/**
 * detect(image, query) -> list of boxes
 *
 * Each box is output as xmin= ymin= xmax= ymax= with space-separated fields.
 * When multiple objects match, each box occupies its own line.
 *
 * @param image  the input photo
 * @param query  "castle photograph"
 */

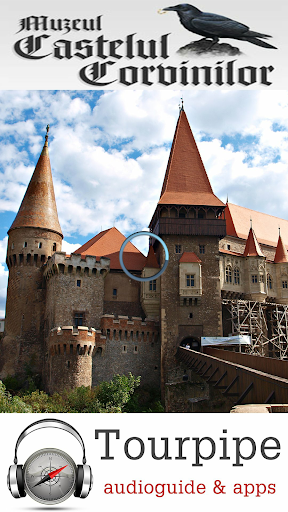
xmin=1 ymin=90 xmax=288 ymax=412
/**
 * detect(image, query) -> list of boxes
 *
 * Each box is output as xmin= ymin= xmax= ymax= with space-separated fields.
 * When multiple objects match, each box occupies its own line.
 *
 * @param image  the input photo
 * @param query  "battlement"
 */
xmin=43 ymin=252 xmax=110 ymax=279
xmin=49 ymin=326 xmax=107 ymax=356
xmin=101 ymin=314 xmax=159 ymax=343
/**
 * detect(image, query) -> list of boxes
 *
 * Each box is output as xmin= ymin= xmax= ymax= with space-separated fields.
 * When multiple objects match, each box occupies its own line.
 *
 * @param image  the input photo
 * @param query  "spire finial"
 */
xmin=44 ymin=124 xmax=50 ymax=148
xmin=279 ymin=226 xmax=281 ymax=236
xmin=250 ymin=217 xmax=252 ymax=229
xmin=226 ymin=193 xmax=229 ymax=204
xmin=179 ymin=96 xmax=184 ymax=112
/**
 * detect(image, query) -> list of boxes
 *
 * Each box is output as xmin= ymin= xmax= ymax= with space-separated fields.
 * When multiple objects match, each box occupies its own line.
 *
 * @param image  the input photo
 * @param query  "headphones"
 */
xmin=7 ymin=418 xmax=93 ymax=501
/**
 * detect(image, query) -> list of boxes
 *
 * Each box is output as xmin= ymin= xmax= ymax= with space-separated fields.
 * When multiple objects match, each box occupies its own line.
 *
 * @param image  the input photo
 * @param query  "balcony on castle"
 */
xmin=152 ymin=218 xmax=226 ymax=238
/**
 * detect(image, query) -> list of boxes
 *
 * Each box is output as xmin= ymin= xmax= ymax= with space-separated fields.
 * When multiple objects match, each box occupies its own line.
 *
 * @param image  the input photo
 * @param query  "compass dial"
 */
xmin=23 ymin=448 xmax=76 ymax=505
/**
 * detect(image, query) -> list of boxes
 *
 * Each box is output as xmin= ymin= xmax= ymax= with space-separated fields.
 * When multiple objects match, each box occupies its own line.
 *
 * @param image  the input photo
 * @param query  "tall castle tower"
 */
xmin=149 ymin=107 xmax=226 ymax=393
xmin=0 ymin=127 xmax=63 ymax=379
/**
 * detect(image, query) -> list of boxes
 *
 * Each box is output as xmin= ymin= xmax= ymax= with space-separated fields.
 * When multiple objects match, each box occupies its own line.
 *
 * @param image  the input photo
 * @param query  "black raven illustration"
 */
xmin=162 ymin=4 xmax=277 ymax=49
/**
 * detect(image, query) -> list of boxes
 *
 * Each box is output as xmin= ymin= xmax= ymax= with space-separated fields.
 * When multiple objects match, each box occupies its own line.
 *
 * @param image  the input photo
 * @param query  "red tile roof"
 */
xmin=74 ymin=227 xmax=146 ymax=271
xmin=274 ymin=235 xmax=288 ymax=263
xmin=219 ymin=248 xmax=243 ymax=256
xmin=144 ymin=245 xmax=159 ymax=268
xmin=9 ymin=139 xmax=62 ymax=237
xmin=158 ymin=110 xmax=224 ymax=208
xmin=243 ymin=228 xmax=264 ymax=257
xmin=179 ymin=252 xmax=202 ymax=263
xmin=225 ymin=203 xmax=288 ymax=249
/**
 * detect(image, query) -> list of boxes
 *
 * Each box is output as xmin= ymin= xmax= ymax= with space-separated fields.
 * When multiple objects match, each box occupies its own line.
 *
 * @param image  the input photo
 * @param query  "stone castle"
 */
xmin=1 ymin=108 xmax=288 ymax=403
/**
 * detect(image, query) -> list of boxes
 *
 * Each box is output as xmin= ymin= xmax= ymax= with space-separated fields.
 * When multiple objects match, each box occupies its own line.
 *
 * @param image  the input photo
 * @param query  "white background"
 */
xmin=2 ymin=413 xmax=287 ymax=511
xmin=0 ymin=0 xmax=287 ymax=89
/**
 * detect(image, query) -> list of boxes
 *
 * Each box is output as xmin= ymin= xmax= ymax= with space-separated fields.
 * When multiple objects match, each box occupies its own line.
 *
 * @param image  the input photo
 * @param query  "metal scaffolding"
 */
xmin=222 ymin=299 xmax=288 ymax=359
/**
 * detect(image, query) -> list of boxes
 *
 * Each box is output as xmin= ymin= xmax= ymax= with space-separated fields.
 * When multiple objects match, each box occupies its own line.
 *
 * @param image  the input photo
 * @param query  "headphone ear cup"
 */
xmin=7 ymin=465 xmax=26 ymax=498
xmin=74 ymin=465 xmax=92 ymax=498
xmin=74 ymin=465 xmax=84 ymax=498
xmin=16 ymin=465 xmax=26 ymax=497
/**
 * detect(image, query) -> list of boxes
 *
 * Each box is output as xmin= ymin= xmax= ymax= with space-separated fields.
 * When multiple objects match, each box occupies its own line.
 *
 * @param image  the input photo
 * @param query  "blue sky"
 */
xmin=1 ymin=90 xmax=288 ymax=316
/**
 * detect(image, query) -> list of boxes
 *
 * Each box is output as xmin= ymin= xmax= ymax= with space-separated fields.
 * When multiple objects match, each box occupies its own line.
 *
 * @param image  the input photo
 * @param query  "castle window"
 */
xmin=67 ymin=361 xmax=70 ymax=369
xmin=122 ymin=345 xmax=127 ymax=353
xmin=76 ymin=279 xmax=81 ymax=287
xmin=11 ymin=243 xmax=14 ymax=249
xmin=189 ymin=313 xmax=193 ymax=319
xmin=124 ymin=330 xmax=128 ymax=340
xmin=84 ymin=267 xmax=89 ymax=275
xmin=40 ymin=254 xmax=45 ymax=262
xmin=113 ymin=288 xmax=117 ymax=298
xmin=234 ymin=268 xmax=240 ymax=285
xmin=13 ymin=254 xmax=16 ymax=264
xmin=225 ymin=266 xmax=232 ymax=283
xmin=198 ymin=210 xmax=205 ymax=219
xmin=259 ymin=275 xmax=264 ymax=283
xmin=68 ymin=265 xmax=73 ymax=274
xmin=74 ymin=312 xmax=84 ymax=327
xmin=58 ymin=263 xmax=65 ymax=274
xmin=19 ymin=254 xmax=24 ymax=264
xmin=38 ymin=242 xmax=42 ymax=249
xmin=179 ymin=209 xmax=186 ymax=218
xmin=76 ymin=266 xmax=81 ymax=274
xmin=282 ymin=281 xmax=288 ymax=289
xmin=175 ymin=244 xmax=182 ymax=254
xmin=252 ymin=275 xmax=258 ymax=284
xmin=267 ymin=274 xmax=273 ymax=290
xmin=53 ymin=243 xmax=56 ymax=251
xmin=23 ymin=242 xmax=27 ymax=248
xmin=186 ymin=274 xmax=195 ymax=287
xmin=227 ymin=244 xmax=231 ymax=251
xmin=134 ymin=345 xmax=138 ymax=353
xmin=199 ymin=245 xmax=205 ymax=254
xmin=149 ymin=280 xmax=156 ymax=291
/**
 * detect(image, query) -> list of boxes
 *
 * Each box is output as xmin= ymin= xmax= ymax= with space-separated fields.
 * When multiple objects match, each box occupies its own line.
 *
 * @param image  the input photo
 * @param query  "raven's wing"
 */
xmin=191 ymin=15 xmax=249 ymax=37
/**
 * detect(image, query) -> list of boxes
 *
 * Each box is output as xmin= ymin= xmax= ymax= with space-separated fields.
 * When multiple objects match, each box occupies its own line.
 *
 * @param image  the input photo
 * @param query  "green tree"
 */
xmin=0 ymin=381 xmax=32 ymax=413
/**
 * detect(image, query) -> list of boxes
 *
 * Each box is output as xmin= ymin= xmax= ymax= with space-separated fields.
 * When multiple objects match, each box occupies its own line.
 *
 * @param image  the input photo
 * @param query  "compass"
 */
xmin=23 ymin=448 xmax=76 ymax=505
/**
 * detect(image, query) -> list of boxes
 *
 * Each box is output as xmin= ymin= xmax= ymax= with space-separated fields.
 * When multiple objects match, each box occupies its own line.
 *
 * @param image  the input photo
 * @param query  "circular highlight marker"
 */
xmin=119 ymin=231 xmax=169 ymax=283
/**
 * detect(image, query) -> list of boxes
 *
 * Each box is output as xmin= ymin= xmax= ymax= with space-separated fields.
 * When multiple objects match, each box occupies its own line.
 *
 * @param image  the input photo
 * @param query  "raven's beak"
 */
xmin=162 ymin=6 xmax=178 ymax=11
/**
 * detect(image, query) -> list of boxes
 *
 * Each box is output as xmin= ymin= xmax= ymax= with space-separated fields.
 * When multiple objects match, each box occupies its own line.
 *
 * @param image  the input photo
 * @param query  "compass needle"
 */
xmin=24 ymin=449 xmax=76 ymax=504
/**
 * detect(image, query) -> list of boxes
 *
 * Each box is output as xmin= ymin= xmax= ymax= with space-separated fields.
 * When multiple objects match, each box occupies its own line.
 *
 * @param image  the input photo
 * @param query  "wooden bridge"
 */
xmin=177 ymin=346 xmax=288 ymax=405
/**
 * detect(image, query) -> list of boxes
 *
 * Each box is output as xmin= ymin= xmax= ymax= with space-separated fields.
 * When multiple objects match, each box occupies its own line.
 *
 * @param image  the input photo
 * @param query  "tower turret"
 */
xmin=149 ymin=108 xmax=226 ymax=399
xmin=0 ymin=126 xmax=63 ymax=381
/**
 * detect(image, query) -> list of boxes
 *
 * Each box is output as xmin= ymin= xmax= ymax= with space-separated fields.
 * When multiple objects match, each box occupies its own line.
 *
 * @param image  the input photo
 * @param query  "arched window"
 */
xmin=234 ymin=267 xmax=240 ymax=285
xmin=225 ymin=265 xmax=232 ymax=283
xmin=267 ymin=274 xmax=273 ymax=290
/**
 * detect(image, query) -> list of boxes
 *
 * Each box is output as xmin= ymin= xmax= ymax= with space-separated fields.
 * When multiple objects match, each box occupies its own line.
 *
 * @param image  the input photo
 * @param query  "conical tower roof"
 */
xmin=243 ymin=227 xmax=264 ymax=257
xmin=274 ymin=233 xmax=288 ymax=263
xmin=158 ymin=109 xmax=224 ymax=207
xmin=9 ymin=126 xmax=63 ymax=237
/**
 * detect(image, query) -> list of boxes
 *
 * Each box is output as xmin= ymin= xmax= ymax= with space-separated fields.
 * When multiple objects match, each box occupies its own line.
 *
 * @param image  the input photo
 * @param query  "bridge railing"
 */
xmin=177 ymin=347 xmax=288 ymax=405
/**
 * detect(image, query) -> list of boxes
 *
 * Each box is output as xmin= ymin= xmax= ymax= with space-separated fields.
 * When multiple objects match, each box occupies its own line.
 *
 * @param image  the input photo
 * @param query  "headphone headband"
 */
xmin=13 ymin=419 xmax=87 ymax=465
